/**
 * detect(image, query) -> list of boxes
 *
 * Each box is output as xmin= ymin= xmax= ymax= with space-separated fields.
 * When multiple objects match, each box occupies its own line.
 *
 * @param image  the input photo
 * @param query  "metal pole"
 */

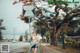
xmin=29 ymin=17 xmax=31 ymax=42
xmin=13 ymin=28 xmax=15 ymax=40
xmin=32 ymin=0 xmax=41 ymax=53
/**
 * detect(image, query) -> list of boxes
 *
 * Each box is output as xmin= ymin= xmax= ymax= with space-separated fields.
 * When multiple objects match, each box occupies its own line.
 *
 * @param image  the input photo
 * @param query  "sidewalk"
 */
xmin=40 ymin=44 xmax=80 ymax=53
xmin=47 ymin=45 xmax=80 ymax=53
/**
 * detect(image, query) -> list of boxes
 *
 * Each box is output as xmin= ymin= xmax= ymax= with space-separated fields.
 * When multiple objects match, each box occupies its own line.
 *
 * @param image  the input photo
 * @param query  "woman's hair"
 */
xmin=32 ymin=31 xmax=37 ymax=35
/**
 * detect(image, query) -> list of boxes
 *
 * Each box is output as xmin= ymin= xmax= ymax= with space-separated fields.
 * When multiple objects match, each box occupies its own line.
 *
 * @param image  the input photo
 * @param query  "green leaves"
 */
xmin=44 ymin=31 xmax=50 ymax=38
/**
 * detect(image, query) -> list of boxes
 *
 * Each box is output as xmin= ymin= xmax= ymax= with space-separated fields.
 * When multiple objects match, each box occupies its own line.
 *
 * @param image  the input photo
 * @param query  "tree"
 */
xmin=19 ymin=35 xmax=23 ymax=41
xmin=33 ymin=3 xmax=80 ymax=46
xmin=32 ymin=24 xmax=47 ymax=36
xmin=44 ymin=31 xmax=50 ymax=39
xmin=13 ymin=0 xmax=80 ymax=46
xmin=68 ymin=19 xmax=80 ymax=36
xmin=0 ymin=31 xmax=3 ymax=40
xmin=0 ymin=19 xmax=5 ymax=41
xmin=24 ymin=31 xmax=28 ymax=41
xmin=44 ymin=31 xmax=50 ymax=42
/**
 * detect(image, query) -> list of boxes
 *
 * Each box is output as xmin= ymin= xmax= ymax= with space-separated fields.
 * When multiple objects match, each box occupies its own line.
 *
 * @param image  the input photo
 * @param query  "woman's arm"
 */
xmin=37 ymin=35 xmax=42 ymax=43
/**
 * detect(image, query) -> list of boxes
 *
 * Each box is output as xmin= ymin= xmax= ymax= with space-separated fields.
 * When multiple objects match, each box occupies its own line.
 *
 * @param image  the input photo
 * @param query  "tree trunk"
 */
xmin=49 ymin=32 xmax=56 ymax=46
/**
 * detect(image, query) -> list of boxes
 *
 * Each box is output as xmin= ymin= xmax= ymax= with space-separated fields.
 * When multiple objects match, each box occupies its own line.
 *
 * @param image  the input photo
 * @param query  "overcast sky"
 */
xmin=0 ymin=0 xmax=29 ymax=36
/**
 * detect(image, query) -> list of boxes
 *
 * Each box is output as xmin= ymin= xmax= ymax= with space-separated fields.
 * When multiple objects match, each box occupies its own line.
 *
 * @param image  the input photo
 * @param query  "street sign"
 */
xmin=23 ymin=5 xmax=34 ymax=17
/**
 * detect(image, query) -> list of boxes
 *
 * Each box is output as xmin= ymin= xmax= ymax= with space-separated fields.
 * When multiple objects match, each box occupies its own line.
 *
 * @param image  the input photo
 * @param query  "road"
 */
xmin=0 ymin=42 xmax=30 ymax=53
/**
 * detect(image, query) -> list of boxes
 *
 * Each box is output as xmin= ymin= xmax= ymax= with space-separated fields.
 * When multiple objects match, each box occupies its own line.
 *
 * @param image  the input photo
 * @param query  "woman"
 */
xmin=31 ymin=31 xmax=40 ymax=53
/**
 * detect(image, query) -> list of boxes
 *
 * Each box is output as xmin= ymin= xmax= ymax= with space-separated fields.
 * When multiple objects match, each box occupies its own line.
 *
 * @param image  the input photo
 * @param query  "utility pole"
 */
xmin=13 ymin=27 xmax=15 ymax=40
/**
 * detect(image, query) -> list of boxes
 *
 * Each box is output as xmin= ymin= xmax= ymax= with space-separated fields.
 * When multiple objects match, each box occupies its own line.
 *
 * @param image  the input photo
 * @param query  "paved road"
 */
xmin=0 ymin=42 xmax=65 ymax=53
xmin=0 ymin=42 xmax=30 ymax=53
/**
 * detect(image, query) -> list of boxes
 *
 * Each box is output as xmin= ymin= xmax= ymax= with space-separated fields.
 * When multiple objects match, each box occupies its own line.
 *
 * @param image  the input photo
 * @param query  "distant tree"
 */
xmin=0 ymin=19 xmax=5 ymax=41
xmin=19 ymin=35 xmax=23 ymax=41
xmin=24 ymin=31 xmax=28 ymax=41
xmin=0 ymin=31 xmax=3 ymax=40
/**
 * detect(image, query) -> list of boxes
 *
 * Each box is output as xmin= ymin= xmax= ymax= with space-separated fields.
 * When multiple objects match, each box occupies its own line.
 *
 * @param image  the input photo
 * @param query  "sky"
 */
xmin=0 ymin=0 xmax=29 ymax=36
